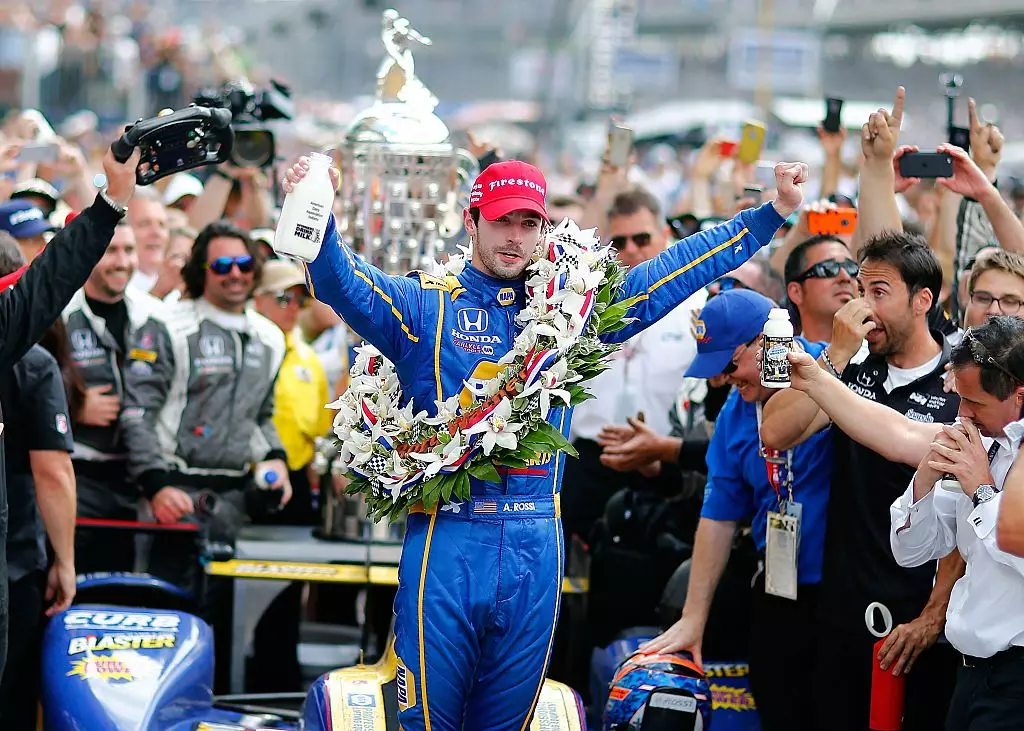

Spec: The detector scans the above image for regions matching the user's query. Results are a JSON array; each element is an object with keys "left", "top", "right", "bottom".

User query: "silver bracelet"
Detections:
[
  {"left": 821, "top": 348, "right": 842, "bottom": 378},
  {"left": 99, "top": 187, "right": 128, "bottom": 217}
]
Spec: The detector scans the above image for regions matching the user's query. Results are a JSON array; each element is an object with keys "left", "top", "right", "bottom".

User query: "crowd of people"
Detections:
[{"left": 1, "top": 17, "right": 1024, "bottom": 727}]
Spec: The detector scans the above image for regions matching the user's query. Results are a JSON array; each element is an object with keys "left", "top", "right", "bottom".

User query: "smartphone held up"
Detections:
[{"left": 898, "top": 152, "right": 954, "bottom": 180}]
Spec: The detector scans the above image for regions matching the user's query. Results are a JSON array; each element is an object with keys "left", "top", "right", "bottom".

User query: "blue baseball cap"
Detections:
[
  {"left": 686, "top": 289, "right": 775, "bottom": 378},
  {"left": 0, "top": 199, "right": 55, "bottom": 239}
]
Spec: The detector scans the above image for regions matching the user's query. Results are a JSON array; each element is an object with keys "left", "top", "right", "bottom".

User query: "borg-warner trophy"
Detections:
[{"left": 313, "top": 8, "right": 478, "bottom": 542}]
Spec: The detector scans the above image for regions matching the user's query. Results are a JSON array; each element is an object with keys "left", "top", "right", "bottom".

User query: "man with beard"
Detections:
[
  {"left": 121, "top": 221, "right": 291, "bottom": 691},
  {"left": 285, "top": 156, "right": 808, "bottom": 731},
  {"left": 62, "top": 221, "right": 162, "bottom": 574},
  {"left": 761, "top": 231, "right": 964, "bottom": 730}
]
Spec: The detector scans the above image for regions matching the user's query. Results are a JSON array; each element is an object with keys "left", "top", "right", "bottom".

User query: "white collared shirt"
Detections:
[
  {"left": 570, "top": 288, "right": 706, "bottom": 441},
  {"left": 889, "top": 418, "right": 1024, "bottom": 658}
]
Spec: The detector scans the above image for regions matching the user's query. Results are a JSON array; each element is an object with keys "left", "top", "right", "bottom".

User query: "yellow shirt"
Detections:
[{"left": 273, "top": 330, "right": 334, "bottom": 471}]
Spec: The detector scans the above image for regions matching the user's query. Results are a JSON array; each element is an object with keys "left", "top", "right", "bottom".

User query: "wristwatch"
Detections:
[
  {"left": 99, "top": 187, "right": 128, "bottom": 217},
  {"left": 973, "top": 483, "right": 1000, "bottom": 507}
]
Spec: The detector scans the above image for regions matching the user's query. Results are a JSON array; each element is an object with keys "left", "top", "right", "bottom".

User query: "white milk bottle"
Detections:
[
  {"left": 273, "top": 151, "right": 335, "bottom": 262},
  {"left": 761, "top": 308, "right": 794, "bottom": 388}
]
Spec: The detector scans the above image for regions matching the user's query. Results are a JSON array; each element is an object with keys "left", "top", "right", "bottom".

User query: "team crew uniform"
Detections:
[{"left": 303, "top": 165, "right": 786, "bottom": 730}]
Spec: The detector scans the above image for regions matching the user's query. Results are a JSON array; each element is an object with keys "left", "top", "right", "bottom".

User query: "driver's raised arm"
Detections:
[{"left": 609, "top": 163, "right": 807, "bottom": 342}]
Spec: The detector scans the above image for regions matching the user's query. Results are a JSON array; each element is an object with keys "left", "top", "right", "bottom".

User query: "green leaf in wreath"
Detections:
[
  {"left": 441, "top": 473, "right": 456, "bottom": 502},
  {"left": 454, "top": 470, "right": 472, "bottom": 501},
  {"left": 469, "top": 460, "right": 502, "bottom": 484},
  {"left": 533, "top": 421, "right": 580, "bottom": 458}
]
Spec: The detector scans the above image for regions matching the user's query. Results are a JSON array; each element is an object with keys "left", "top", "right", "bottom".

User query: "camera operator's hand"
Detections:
[
  {"left": 102, "top": 146, "right": 141, "bottom": 208},
  {"left": 283, "top": 156, "right": 340, "bottom": 196},
  {"left": 861, "top": 86, "right": 905, "bottom": 168},
  {"left": 968, "top": 98, "right": 1003, "bottom": 181}
]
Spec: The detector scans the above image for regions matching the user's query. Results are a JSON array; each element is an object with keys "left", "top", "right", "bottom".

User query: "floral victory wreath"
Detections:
[{"left": 327, "top": 220, "right": 634, "bottom": 522}]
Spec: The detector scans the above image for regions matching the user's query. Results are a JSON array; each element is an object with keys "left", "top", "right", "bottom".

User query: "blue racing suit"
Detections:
[{"left": 303, "top": 202, "right": 785, "bottom": 731}]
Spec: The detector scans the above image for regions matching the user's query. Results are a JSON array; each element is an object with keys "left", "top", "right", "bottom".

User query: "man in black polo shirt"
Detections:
[
  {"left": 761, "top": 230, "right": 963, "bottom": 730},
  {"left": 0, "top": 237, "right": 77, "bottom": 727}
]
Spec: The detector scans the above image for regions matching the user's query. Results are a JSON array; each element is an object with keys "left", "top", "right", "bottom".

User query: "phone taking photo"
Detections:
[
  {"left": 899, "top": 152, "right": 954, "bottom": 179},
  {"left": 737, "top": 121, "right": 766, "bottom": 165},
  {"left": 17, "top": 142, "right": 60, "bottom": 164},
  {"left": 607, "top": 124, "right": 634, "bottom": 167},
  {"left": 823, "top": 98, "right": 844, "bottom": 134},
  {"left": 743, "top": 185, "right": 764, "bottom": 205}
]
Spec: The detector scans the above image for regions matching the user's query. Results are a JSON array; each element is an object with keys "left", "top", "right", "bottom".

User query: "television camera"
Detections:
[{"left": 194, "top": 78, "right": 294, "bottom": 168}]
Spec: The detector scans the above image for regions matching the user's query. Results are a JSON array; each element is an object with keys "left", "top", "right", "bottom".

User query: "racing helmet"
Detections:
[{"left": 604, "top": 651, "right": 712, "bottom": 731}]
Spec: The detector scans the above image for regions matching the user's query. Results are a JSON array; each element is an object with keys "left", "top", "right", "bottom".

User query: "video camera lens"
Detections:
[{"left": 232, "top": 129, "right": 276, "bottom": 168}]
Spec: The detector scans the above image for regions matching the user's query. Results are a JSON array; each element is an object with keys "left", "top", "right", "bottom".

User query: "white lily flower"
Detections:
[
  {"left": 389, "top": 450, "right": 411, "bottom": 479},
  {"left": 339, "top": 430, "right": 373, "bottom": 467},
  {"left": 500, "top": 326, "right": 538, "bottom": 365},
  {"left": 351, "top": 343, "right": 384, "bottom": 374},
  {"left": 520, "top": 358, "right": 580, "bottom": 415},
  {"left": 408, "top": 432, "right": 466, "bottom": 478},
  {"left": 444, "top": 253, "right": 467, "bottom": 276},
  {"left": 533, "top": 312, "right": 578, "bottom": 351},
  {"left": 463, "top": 398, "right": 524, "bottom": 455},
  {"left": 424, "top": 394, "right": 462, "bottom": 426}
]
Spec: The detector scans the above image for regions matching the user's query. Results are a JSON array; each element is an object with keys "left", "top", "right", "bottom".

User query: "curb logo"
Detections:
[{"left": 67, "top": 653, "right": 135, "bottom": 681}]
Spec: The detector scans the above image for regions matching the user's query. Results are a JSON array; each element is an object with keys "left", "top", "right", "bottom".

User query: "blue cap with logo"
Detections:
[
  {"left": 686, "top": 288, "right": 775, "bottom": 379},
  {"left": 0, "top": 199, "right": 56, "bottom": 239}
]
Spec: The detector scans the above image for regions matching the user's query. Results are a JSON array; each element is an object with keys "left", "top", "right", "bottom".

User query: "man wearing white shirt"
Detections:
[
  {"left": 562, "top": 185, "right": 705, "bottom": 542},
  {"left": 891, "top": 316, "right": 1024, "bottom": 730}
]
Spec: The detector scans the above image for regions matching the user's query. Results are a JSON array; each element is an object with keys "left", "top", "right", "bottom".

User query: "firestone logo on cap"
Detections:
[{"left": 486, "top": 177, "right": 545, "bottom": 196}]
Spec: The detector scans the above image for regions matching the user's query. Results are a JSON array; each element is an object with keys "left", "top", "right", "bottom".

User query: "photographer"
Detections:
[{"left": 0, "top": 145, "right": 140, "bottom": 680}]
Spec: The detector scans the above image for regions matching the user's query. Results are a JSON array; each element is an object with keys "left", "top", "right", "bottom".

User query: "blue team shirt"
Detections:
[{"left": 700, "top": 338, "right": 832, "bottom": 584}]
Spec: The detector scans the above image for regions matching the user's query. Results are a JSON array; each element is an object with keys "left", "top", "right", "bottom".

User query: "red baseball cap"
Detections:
[{"left": 470, "top": 161, "right": 549, "bottom": 223}]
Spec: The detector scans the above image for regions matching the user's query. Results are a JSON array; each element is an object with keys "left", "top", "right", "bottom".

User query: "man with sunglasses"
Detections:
[
  {"left": 566, "top": 185, "right": 707, "bottom": 551},
  {"left": 641, "top": 288, "right": 833, "bottom": 730},
  {"left": 283, "top": 154, "right": 809, "bottom": 731},
  {"left": 783, "top": 234, "right": 860, "bottom": 343},
  {"left": 121, "top": 221, "right": 291, "bottom": 691}
]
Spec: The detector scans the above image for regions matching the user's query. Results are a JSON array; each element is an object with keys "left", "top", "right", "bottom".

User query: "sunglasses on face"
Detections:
[
  {"left": 792, "top": 258, "right": 859, "bottom": 283},
  {"left": 206, "top": 255, "right": 255, "bottom": 276},
  {"left": 722, "top": 337, "right": 759, "bottom": 376},
  {"left": 610, "top": 232, "right": 653, "bottom": 251},
  {"left": 275, "top": 290, "right": 310, "bottom": 309}
]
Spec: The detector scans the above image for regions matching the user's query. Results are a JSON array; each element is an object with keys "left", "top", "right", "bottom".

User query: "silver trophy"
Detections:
[{"left": 337, "top": 8, "right": 479, "bottom": 273}]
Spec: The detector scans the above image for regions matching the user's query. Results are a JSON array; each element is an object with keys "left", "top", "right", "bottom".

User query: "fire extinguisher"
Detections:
[{"left": 866, "top": 601, "right": 905, "bottom": 731}]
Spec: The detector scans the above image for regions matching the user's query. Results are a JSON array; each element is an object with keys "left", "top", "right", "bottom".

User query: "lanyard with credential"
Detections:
[{"left": 756, "top": 402, "right": 794, "bottom": 510}]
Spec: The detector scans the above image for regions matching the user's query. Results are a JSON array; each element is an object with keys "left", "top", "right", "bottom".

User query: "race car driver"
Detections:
[{"left": 282, "top": 156, "right": 807, "bottom": 731}]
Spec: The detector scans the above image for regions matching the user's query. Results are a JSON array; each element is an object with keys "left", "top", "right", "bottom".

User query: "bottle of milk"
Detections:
[
  {"left": 273, "top": 151, "right": 335, "bottom": 262},
  {"left": 761, "top": 308, "right": 794, "bottom": 389}
]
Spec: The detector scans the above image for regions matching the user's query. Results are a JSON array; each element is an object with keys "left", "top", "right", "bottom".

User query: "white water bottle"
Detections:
[
  {"left": 761, "top": 308, "right": 794, "bottom": 389},
  {"left": 255, "top": 466, "right": 280, "bottom": 489},
  {"left": 273, "top": 151, "right": 335, "bottom": 262}
]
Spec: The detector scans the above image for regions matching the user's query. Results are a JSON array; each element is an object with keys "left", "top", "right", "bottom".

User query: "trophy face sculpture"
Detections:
[{"left": 338, "top": 9, "right": 478, "bottom": 274}]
